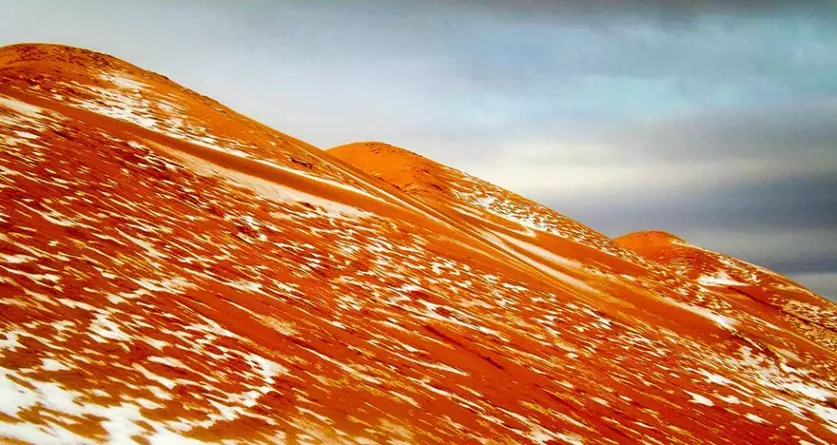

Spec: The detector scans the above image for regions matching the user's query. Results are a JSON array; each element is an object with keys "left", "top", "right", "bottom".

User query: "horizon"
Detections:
[{"left": 2, "top": 0, "right": 835, "bottom": 299}]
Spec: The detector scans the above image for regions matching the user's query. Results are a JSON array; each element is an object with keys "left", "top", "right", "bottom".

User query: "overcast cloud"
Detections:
[{"left": 2, "top": 0, "right": 836, "bottom": 299}]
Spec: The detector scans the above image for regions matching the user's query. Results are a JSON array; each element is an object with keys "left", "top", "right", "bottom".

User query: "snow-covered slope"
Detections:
[{"left": 1, "top": 44, "right": 836, "bottom": 445}]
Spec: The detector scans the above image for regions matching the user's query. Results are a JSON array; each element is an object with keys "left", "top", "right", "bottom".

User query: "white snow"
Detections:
[
  {"left": 41, "top": 358, "right": 71, "bottom": 372},
  {"left": 89, "top": 311, "right": 132, "bottom": 342},
  {"left": 100, "top": 72, "right": 146, "bottom": 91},
  {"left": 151, "top": 141, "right": 369, "bottom": 218},
  {"left": 76, "top": 94, "right": 157, "bottom": 129},
  {"left": 685, "top": 391, "right": 715, "bottom": 406},
  {"left": 0, "top": 96, "right": 43, "bottom": 117},
  {"left": 148, "top": 356, "right": 188, "bottom": 369},
  {"left": 0, "top": 368, "right": 38, "bottom": 416},
  {"left": 698, "top": 271, "right": 746, "bottom": 287},
  {"left": 481, "top": 230, "right": 598, "bottom": 294},
  {"left": 665, "top": 299, "right": 737, "bottom": 329},
  {"left": 494, "top": 231, "right": 583, "bottom": 270},
  {"left": 134, "top": 276, "right": 193, "bottom": 293},
  {"left": 744, "top": 413, "right": 768, "bottom": 423},
  {"left": 148, "top": 428, "right": 210, "bottom": 445},
  {"left": 0, "top": 332, "right": 23, "bottom": 350},
  {"left": 0, "top": 253, "right": 36, "bottom": 264},
  {"left": 133, "top": 364, "right": 178, "bottom": 390},
  {"left": 700, "top": 370, "right": 733, "bottom": 385},
  {"left": 0, "top": 365, "right": 219, "bottom": 444},
  {"left": 718, "top": 394, "right": 741, "bottom": 404},
  {"left": 781, "top": 382, "right": 833, "bottom": 402}
]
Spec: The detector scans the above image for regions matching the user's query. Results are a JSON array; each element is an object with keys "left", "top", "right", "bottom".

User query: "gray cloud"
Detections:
[
  {"left": 537, "top": 176, "right": 837, "bottom": 233},
  {"left": 422, "top": 1, "right": 835, "bottom": 25},
  {"left": 485, "top": 99, "right": 837, "bottom": 167}
]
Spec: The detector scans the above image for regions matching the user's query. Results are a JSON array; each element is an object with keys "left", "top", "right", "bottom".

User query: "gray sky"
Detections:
[{"left": 2, "top": 0, "right": 836, "bottom": 299}]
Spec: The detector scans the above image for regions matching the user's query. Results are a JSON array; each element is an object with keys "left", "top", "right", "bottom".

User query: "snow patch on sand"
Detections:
[
  {"left": 685, "top": 391, "right": 714, "bottom": 406},
  {"left": 0, "top": 96, "right": 43, "bottom": 117},
  {"left": 698, "top": 271, "right": 745, "bottom": 287},
  {"left": 666, "top": 299, "right": 737, "bottom": 329},
  {"left": 100, "top": 72, "right": 146, "bottom": 91}
]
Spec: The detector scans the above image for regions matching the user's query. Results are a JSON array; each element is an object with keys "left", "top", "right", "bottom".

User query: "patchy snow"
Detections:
[
  {"left": 782, "top": 383, "right": 833, "bottom": 402},
  {"left": 41, "top": 358, "right": 71, "bottom": 372},
  {"left": 744, "top": 413, "right": 768, "bottom": 423},
  {"left": 482, "top": 230, "right": 598, "bottom": 295},
  {"left": 698, "top": 271, "right": 746, "bottom": 287},
  {"left": 493, "top": 231, "right": 584, "bottom": 270},
  {"left": 148, "top": 429, "right": 210, "bottom": 445},
  {"left": 74, "top": 91, "right": 158, "bottom": 129},
  {"left": 666, "top": 299, "right": 737, "bottom": 329},
  {"left": 0, "top": 95, "right": 43, "bottom": 117},
  {"left": 89, "top": 311, "right": 132, "bottom": 342},
  {"left": 700, "top": 369, "right": 733, "bottom": 386},
  {"left": 100, "top": 72, "right": 146, "bottom": 91},
  {"left": 147, "top": 356, "right": 187, "bottom": 369},
  {"left": 134, "top": 276, "right": 193, "bottom": 293},
  {"left": 718, "top": 394, "right": 741, "bottom": 404},
  {"left": 685, "top": 391, "right": 715, "bottom": 406},
  {"left": 0, "top": 368, "right": 38, "bottom": 416},
  {"left": 0, "top": 332, "right": 23, "bottom": 351},
  {"left": 3, "top": 63, "right": 837, "bottom": 445},
  {"left": 149, "top": 140, "right": 370, "bottom": 218}
]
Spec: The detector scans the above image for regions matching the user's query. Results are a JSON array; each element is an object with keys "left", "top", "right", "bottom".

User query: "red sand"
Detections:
[{"left": 1, "top": 44, "right": 835, "bottom": 445}]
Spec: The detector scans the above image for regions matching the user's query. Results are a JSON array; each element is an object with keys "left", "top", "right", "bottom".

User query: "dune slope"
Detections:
[{"left": 0, "top": 44, "right": 836, "bottom": 445}]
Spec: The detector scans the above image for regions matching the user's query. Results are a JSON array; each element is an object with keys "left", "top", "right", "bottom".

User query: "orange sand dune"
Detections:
[
  {"left": 617, "top": 231, "right": 837, "bottom": 351},
  {"left": 1, "top": 44, "right": 836, "bottom": 445}
]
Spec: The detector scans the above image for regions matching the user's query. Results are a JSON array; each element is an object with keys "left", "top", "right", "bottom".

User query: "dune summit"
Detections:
[{"left": 1, "top": 43, "right": 836, "bottom": 445}]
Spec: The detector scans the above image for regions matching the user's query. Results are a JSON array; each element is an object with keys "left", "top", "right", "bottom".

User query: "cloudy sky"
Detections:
[{"left": 3, "top": 1, "right": 836, "bottom": 299}]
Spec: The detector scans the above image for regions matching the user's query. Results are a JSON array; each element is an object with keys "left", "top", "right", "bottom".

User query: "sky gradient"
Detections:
[{"left": 3, "top": 0, "right": 836, "bottom": 298}]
